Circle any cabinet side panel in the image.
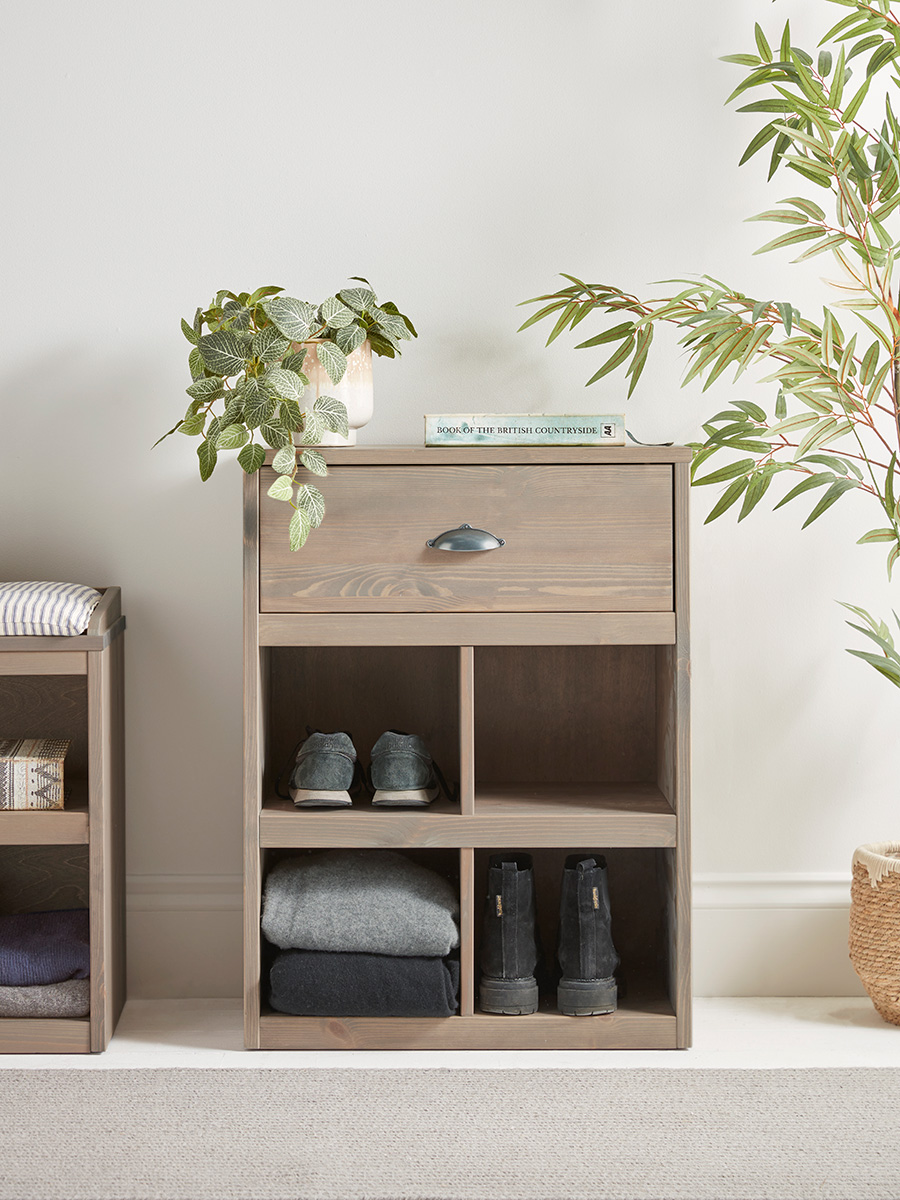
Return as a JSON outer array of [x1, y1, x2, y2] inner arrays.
[[244, 470, 262, 1047], [87, 636, 125, 1051], [657, 462, 691, 1046]]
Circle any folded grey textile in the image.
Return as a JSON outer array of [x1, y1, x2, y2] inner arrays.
[[269, 949, 460, 1017], [0, 978, 90, 1018], [262, 850, 460, 956], [0, 908, 90, 986]]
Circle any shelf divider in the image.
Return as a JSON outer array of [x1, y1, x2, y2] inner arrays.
[[459, 848, 475, 1016], [459, 647, 475, 816]]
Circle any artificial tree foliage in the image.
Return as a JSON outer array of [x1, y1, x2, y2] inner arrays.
[[519, 0, 900, 686], [159, 281, 416, 551]]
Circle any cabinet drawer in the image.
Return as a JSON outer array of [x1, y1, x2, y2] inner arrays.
[[258, 464, 673, 613]]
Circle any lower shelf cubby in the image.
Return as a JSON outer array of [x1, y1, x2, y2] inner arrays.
[[0, 843, 92, 1051], [252, 845, 678, 1050], [259, 846, 463, 1024]]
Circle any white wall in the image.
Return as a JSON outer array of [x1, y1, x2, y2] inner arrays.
[[2, 0, 892, 998]]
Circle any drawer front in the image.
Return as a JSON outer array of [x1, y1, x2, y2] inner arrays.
[[258, 464, 673, 613]]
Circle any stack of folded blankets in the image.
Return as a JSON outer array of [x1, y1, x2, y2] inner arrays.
[[262, 850, 460, 1017], [0, 909, 90, 1017]]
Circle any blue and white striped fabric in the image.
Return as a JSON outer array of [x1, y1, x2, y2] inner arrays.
[[0, 582, 101, 637]]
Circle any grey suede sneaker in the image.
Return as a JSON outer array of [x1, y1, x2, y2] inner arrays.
[[370, 730, 445, 807], [288, 731, 358, 808]]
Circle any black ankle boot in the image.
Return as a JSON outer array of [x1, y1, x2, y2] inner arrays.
[[557, 854, 619, 1016], [479, 853, 539, 1015]]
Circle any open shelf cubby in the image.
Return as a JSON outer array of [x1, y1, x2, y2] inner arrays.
[[245, 447, 690, 1050]]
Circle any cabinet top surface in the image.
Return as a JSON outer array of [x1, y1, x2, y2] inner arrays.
[[263, 445, 692, 467]]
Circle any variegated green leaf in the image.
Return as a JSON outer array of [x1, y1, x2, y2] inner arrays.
[[197, 438, 217, 481], [335, 324, 367, 356], [262, 296, 317, 341], [338, 286, 377, 313], [272, 445, 296, 475], [296, 483, 325, 528], [252, 325, 290, 363], [858, 528, 897, 543], [313, 395, 349, 438], [315, 340, 347, 386], [216, 423, 249, 450], [185, 376, 225, 401], [197, 330, 248, 377], [237, 443, 266, 475], [300, 448, 328, 476], [300, 411, 326, 445], [267, 474, 294, 502], [264, 368, 305, 401], [260, 421, 293, 450], [319, 296, 356, 329], [289, 507, 312, 552]]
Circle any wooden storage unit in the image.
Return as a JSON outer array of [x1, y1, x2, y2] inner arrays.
[[244, 447, 690, 1050], [0, 588, 126, 1053]]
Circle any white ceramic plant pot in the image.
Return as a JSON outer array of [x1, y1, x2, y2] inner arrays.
[[297, 339, 373, 446]]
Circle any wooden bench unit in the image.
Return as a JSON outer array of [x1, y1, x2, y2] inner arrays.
[[0, 587, 126, 1053]]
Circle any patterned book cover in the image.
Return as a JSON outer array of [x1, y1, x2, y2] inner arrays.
[[425, 414, 625, 446], [0, 738, 70, 810]]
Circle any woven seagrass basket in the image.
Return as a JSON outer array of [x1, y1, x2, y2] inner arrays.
[[850, 842, 900, 1026]]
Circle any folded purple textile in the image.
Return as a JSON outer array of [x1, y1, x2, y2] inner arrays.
[[0, 909, 90, 986]]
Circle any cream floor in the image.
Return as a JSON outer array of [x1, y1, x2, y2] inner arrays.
[[0, 997, 898, 1068]]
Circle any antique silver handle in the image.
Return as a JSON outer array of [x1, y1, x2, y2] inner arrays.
[[426, 524, 506, 551]]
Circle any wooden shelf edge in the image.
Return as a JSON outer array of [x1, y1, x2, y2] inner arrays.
[[0, 1017, 91, 1054], [259, 611, 676, 647], [0, 807, 90, 846], [264, 446, 693, 466], [257, 1008, 677, 1050]]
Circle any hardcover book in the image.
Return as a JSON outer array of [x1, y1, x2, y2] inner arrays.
[[425, 413, 625, 446]]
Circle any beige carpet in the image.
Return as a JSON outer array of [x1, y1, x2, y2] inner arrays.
[[0, 1068, 896, 1199]]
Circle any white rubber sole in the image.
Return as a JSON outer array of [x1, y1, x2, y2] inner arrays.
[[372, 785, 440, 807], [290, 788, 353, 808]]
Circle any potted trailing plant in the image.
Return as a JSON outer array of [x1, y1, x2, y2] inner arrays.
[[519, 0, 900, 1024], [158, 281, 416, 550]]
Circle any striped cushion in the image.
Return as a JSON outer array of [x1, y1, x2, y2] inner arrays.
[[0, 582, 101, 637]]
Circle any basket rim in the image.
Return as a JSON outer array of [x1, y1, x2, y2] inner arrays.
[[853, 842, 900, 886]]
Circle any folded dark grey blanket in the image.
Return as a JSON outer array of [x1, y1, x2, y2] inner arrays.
[[0, 909, 90, 986], [0, 978, 90, 1018], [262, 850, 460, 957], [269, 950, 460, 1018]]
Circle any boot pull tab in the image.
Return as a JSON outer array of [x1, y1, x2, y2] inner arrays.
[[495, 895, 503, 917], [592, 886, 600, 910]]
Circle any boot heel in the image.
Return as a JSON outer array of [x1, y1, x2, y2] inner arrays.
[[558, 976, 617, 1016], [479, 975, 539, 1015]]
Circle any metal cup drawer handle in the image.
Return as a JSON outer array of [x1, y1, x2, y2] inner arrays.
[[426, 524, 506, 551]]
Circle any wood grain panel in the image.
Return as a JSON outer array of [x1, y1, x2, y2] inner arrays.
[[259, 1006, 676, 1050], [0, 1019, 90, 1053], [260, 611, 676, 647], [0, 652, 86, 675], [259, 465, 673, 613], [0, 803, 89, 845], [0, 845, 89, 910], [474, 645, 657, 784], [265, 446, 693, 466], [0, 675, 88, 779], [259, 786, 675, 848]]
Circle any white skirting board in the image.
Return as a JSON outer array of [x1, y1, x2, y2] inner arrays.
[[124, 873, 864, 999]]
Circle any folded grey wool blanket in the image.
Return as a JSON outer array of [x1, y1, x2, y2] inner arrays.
[[269, 949, 460, 1017], [262, 850, 460, 956], [0, 977, 90, 1017], [0, 909, 90, 986]]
